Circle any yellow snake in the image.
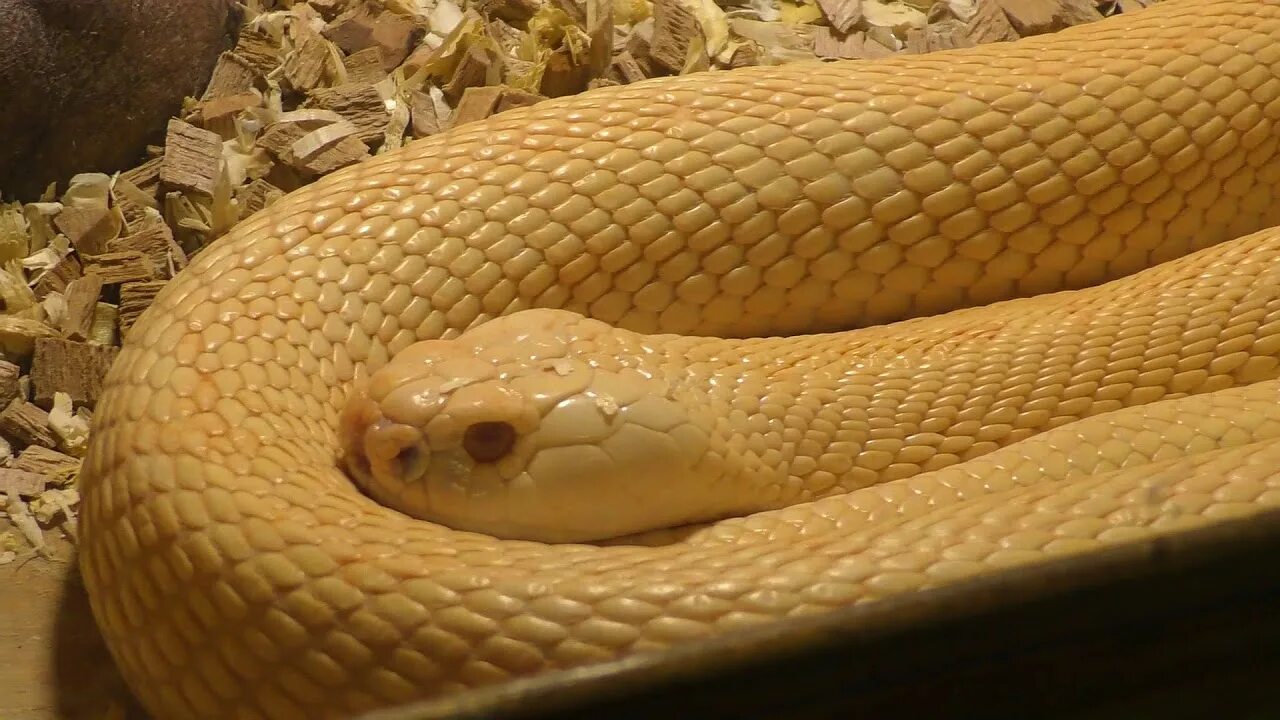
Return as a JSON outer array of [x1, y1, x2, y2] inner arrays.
[[78, 0, 1280, 717]]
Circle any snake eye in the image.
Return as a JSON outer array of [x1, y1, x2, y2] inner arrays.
[[463, 421, 516, 463]]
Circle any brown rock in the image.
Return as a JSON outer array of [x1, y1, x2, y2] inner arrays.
[[0, 0, 241, 201]]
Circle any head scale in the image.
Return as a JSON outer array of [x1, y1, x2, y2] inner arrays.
[[339, 309, 719, 543]]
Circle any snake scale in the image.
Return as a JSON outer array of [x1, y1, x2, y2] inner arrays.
[[77, 0, 1280, 717]]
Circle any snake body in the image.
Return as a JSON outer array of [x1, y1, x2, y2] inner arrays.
[[78, 1, 1280, 718]]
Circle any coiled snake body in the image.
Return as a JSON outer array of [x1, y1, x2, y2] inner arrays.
[[79, 1, 1280, 717]]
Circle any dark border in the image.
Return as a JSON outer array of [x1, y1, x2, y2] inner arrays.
[[358, 508, 1280, 720]]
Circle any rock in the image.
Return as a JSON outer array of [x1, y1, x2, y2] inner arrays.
[[0, 0, 241, 201]]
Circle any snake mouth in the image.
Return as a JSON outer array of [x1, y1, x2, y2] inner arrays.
[[344, 449, 375, 484]]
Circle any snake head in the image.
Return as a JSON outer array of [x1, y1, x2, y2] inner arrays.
[[339, 308, 715, 543]]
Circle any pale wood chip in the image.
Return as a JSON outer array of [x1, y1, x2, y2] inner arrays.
[[965, 0, 1021, 42], [31, 338, 119, 410], [0, 399, 57, 449], [323, 6, 380, 51], [408, 90, 442, 138], [306, 83, 389, 145], [487, 18, 526, 55], [814, 28, 892, 59], [1058, 0, 1105, 24], [325, 7, 422, 70], [261, 164, 307, 195], [238, 179, 284, 217], [541, 49, 591, 97], [444, 45, 494, 100], [292, 121, 361, 160], [256, 117, 371, 176], [91, 303, 119, 346], [309, 0, 346, 18], [495, 88, 546, 114], [118, 281, 167, 336], [160, 119, 222, 197], [0, 360, 20, 408], [233, 27, 281, 74], [12, 446, 80, 483], [1115, 0, 1152, 12], [256, 113, 345, 158], [626, 19, 653, 55], [194, 92, 261, 139], [906, 18, 976, 53], [503, 56, 539, 86], [300, 136, 371, 176], [451, 86, 506, 128], [202, 52, 259, 99], [32, 255, 82, 299], [81, 251, 155, 285], [995, 0, 1101, 36], [53, 206, 116, 255], [609, 52, 649, 84], [369, 11, 424, 69], [725, 42, 760, 68], [865, 26, 901, 53], [106, 217, 186, 281], [649, 0, 703, 74], [61, 275, 104, 342], [622, 22, 659, 77], [110, 176, 158, 232], [0, 469, 48, 497], [0, 318, 57, 361], [343, 46, 388, 84], [119, 157, 163, 195], [550, 0, 586, 25], [474, 0, 540, 23], [817, 0, 863, 34], [585, 0, 614, 77], [282, 32, 332, 92], [256, 122, 311, 162]]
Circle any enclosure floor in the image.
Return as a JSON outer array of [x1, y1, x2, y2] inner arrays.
[[0, 527, 144, 720]]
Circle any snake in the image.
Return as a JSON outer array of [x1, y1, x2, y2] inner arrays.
[[76, 0, 1280, 717]]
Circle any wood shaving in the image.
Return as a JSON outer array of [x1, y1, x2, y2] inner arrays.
[[49, 392, 91, 457]]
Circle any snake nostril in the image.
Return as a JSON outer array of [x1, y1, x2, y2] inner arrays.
[[462, 421, 516, 463], [395, 444, 423, 479]]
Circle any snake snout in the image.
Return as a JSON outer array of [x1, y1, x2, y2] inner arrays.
[[339, 389, 435, 509], [366, 420, 432, 485]]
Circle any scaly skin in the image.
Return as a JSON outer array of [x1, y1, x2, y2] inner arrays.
[[77, 1, 1280, 718], [343, 228, 1280, 543]]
